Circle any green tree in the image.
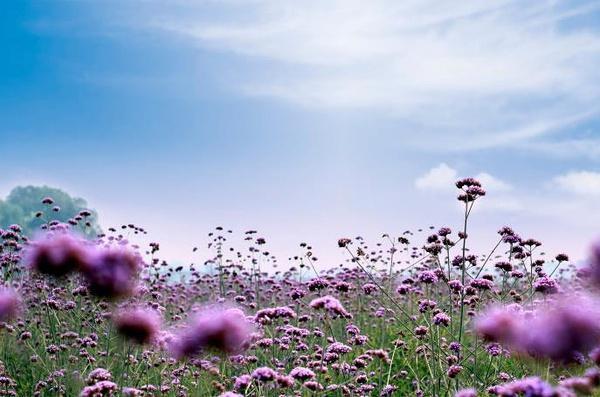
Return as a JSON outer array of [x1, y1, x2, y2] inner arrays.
[[0, 185, 101, 236]]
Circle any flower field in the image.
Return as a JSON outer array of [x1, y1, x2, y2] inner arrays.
[[0, 178, 599, 397]]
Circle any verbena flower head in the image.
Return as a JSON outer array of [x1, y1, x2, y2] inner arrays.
[[113, 307, 161, 345], [587, 241, 600, 287], [491, 376, 555, 396], [289, 367, 316, 381], [533, 277, 559, 294], [309, 295, 352, 318], [234, 374, 252, 391], [25, 232, 90, 277], [455, 178, 481, 189], [475, 305, 522, 344], [418, 270, 438, 284], [251, 367, 278, 382], [456, 178, 486, 202], [171, 307, 252, 359], [0, 288, 20, 322], [524, 297, 600, 362], [79, 381, 118, 397], [86, 368, 112, 385], [455, 388, 477, 397], [81, 246, 142, 299], [476, 296, 600, 362]]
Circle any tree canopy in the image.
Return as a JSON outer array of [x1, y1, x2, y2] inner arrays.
[[0, 185, 101, 236]]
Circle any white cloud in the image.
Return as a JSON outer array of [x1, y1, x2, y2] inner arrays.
[[134, 0, 600, 148], [553, 171, 600, 196], [415, 163, 457, 191], [415, 164, 513, 194], [475, 172, 513, 192], [416, 164, 520, 214]]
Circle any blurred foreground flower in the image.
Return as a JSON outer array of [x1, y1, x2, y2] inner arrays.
[[170, 307, 252, 359], [476, 295, 600, 362], [25, 232, 90, 277], [114, 307, 161, 345], [81, 247, 142, 299], [0, 288, 20, 322]]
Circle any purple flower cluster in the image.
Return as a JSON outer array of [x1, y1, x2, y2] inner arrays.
[[476, 296, 600, 362], [309, 295, 353, 318], [170, 307, 252, 358]]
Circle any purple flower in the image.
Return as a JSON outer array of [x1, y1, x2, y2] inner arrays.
[[171, 307, 252, 359], [0, 288, 20, 322], [303, 381, 323, 391], [587, 241, 600, 287], [81, 246, 142, 299], [438, 227, 452, 237], [418, 270, 438, 284], [362, 283, 377, 295], [414, 326, 428, 337], [485, 343, 503, 357], [327, 342, 352, 354], [449, 342, 461, 353], [113, 308, 161, 345], [234, 374, 252, 391], [448, 280, 463, 293], [254, 306, 296, 323], [337, 238, 351, 248], [533, 277, 559, 294], [491, 376, 555, 397], [524, 298, 600, 362], [470, 278, 494, 290], [289, 367, 316, 381], [307, 278, 329, 291], [494, 261, 513, 272], [276, 375, 295, 388], [86, 368, 112, 385], [455, 388, 477, 397], [309, 295, 352, 319], [25, 232, 90, 277], [456, 178, 482, 188], [381, 385, 397, 396], [447, 365, 463, 378], [477, 296, 600, 362], [251, 367, 278, 382], [79, 381, 118, 397], [475, 305, 522, 344], [123, 387, 144, 396], [433, 312, 451, 327]]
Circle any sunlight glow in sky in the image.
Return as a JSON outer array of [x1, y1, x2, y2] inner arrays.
[[2, 1, 600, 267]]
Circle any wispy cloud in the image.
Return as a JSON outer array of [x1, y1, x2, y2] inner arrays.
[[134, 0, 600, 148], [520, 137, 600, 160]]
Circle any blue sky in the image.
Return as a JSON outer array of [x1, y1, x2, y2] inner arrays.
[[2, 1, 600, 266]]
